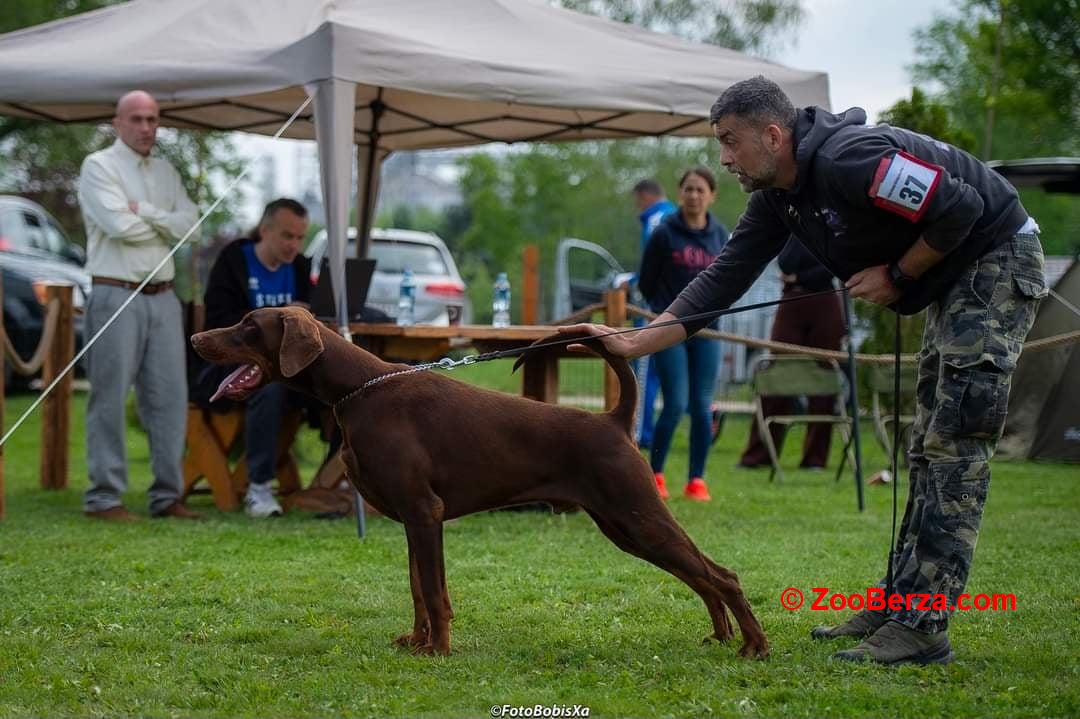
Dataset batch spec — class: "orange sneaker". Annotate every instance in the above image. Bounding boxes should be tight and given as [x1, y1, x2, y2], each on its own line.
[654, 472, 670, 500]
[684, 477, 711, 501]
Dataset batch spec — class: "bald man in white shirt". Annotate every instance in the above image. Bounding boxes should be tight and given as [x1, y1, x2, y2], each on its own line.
[78, 90, 202, 521]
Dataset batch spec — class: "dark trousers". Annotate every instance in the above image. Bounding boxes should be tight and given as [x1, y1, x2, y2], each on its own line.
[739, 288, 845, 468]
[245, 382, 303, 486]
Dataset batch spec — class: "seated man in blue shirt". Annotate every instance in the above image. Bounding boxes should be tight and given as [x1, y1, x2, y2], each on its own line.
[197, 198, 313, 517]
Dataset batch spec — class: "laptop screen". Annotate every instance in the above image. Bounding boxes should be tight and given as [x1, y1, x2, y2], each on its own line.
[310, 258, 376, 320]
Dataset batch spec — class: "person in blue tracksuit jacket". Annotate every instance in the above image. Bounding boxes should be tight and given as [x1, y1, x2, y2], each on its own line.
[631, 179, 676, 449]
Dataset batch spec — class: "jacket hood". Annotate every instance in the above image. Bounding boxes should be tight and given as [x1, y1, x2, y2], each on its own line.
[665, 208, 720, 238]
[792, 106, 867, 193]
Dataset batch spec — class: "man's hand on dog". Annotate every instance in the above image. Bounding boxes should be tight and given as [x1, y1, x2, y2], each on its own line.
[559, 314, 687, 360]
[559, 323, 638, 358]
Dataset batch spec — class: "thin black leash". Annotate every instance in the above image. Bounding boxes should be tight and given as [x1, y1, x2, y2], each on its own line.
[481, 287, 844, 362]
[885, 312, 902, 600]
[340, 287, 848, 404]
[465, 287, 846, 364]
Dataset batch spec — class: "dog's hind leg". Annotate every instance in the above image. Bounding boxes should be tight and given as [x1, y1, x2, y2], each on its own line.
[403, 519, 452, 656]
[584, 507, 732, 643]
[584, 501, 767, 658]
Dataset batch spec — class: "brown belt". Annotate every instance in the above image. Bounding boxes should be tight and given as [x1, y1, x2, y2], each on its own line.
[92, 276, 175, 295]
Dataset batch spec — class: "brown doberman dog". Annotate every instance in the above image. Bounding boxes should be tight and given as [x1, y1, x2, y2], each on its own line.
[191, 307, 768, 658]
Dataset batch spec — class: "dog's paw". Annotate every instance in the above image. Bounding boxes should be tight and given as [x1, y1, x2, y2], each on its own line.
[393, 631, 428, 648]
[410, 642, 451, 657]
[737, 638, 770, 660]
[702, 629, 733, 645]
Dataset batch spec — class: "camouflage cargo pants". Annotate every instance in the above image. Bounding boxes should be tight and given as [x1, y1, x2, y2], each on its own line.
[888, 231, 1047, 633]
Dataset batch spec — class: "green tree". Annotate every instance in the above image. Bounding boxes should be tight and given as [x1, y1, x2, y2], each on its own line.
[911, 0, 1080, 159]
[878, 88, 977, 153]
[453, 138, 753, 321]
[909, 0, 1080, 255]
[558, 0, 804, 54]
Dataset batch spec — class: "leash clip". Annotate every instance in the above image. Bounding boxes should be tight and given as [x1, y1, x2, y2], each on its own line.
[435, 355, 477, 371]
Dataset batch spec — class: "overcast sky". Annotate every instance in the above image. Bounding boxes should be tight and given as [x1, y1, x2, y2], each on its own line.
[775, 0, 946, 120]
[236, 0, 949, 218]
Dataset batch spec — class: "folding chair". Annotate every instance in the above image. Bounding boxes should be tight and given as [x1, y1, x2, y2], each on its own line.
[869, 363, 917, 466]
[750, 353, 859, 483]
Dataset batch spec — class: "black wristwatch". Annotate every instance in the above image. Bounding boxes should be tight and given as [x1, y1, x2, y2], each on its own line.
[887, 262, 917, 294]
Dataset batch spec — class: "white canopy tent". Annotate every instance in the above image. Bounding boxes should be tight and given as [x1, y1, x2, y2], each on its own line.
[0, 0, 829, 332]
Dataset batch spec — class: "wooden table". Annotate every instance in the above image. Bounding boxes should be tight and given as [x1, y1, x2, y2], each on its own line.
[348, 323, 564, 403]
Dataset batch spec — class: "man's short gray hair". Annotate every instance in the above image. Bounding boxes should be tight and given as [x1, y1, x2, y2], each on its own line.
[709, 76, 797, 132]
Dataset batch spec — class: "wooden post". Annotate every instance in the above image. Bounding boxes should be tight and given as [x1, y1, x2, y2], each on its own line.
[40, 283, 74, 491]
[1, 272, 6, 519]
[522, 244, 540, 325]
[603, 287, 627, 411]
[522, 357, 559, 404]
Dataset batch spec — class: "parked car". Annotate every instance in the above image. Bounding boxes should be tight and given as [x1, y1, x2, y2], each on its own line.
[306, 227, 472, 325]
[1, 195, 91, 389]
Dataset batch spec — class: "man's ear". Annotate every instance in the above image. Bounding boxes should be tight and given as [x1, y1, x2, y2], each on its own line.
[279, 310, 325, 377]
[762, 123, 786, 152]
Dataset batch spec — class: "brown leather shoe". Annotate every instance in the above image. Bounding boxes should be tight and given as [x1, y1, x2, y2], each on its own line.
[151, 502, 203, 520]
[85, 506, 140, 522]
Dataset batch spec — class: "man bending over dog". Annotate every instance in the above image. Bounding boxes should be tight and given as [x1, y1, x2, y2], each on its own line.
[566, 76, 1046, 665]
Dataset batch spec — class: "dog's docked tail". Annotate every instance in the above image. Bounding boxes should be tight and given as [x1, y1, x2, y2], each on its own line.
[512, 330, 637, 436]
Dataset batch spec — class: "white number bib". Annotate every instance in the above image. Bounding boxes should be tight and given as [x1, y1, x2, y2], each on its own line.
[868, 151, 942, 221]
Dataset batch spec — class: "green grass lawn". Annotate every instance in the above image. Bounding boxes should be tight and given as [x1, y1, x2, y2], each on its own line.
[1, 383, 1078, 718]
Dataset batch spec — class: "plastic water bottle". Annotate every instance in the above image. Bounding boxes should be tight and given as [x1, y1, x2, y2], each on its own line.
[397, 269, 416, 326]
[492, 272, 511, 327]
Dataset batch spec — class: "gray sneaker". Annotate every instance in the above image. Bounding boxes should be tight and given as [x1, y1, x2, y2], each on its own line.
[833, 620, 954, 665]
[244, 483, 283, 518]
[811, 610, 888, 640]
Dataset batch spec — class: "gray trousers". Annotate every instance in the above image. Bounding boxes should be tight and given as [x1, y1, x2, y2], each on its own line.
[83, 284, 187, 513]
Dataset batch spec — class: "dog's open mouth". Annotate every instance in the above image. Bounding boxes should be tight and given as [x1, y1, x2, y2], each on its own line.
[210, 363, 265, 402]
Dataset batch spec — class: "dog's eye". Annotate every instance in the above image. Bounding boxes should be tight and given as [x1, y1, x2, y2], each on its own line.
[241, 323, 259, 342]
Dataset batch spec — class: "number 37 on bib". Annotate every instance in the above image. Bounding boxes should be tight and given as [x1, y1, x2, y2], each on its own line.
[868, 151, 943, 222]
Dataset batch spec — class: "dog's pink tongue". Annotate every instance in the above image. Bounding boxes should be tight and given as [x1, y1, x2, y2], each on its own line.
[210, 364, 258, 403]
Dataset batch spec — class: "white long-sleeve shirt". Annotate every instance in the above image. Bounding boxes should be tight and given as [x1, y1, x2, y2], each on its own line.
[78, 139, 199, 283]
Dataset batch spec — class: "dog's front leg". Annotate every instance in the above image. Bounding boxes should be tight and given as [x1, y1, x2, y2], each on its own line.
[394, 545, 430, 649]
[404, 520, 452, 656]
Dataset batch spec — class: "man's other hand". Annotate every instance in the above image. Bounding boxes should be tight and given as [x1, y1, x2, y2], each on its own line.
[845, 265, 901, 306]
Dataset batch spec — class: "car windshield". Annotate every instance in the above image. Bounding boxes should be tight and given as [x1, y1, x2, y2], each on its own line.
[0, 209, 72, 256]
[371, 241, 448, 275]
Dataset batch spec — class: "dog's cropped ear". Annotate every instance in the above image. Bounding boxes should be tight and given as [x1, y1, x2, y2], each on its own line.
[280, 310, 325, 377]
